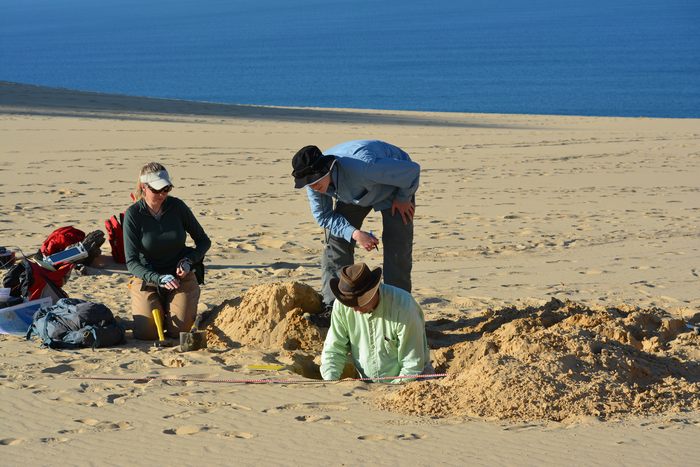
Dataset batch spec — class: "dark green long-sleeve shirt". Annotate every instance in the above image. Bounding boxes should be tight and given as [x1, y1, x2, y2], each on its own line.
[123, 196, 210, 285]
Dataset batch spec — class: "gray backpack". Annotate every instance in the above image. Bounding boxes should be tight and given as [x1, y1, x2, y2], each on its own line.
[27, 298, 126, 350]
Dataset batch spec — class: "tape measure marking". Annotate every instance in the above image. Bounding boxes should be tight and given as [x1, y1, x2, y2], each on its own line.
[71, 373, 459, 384]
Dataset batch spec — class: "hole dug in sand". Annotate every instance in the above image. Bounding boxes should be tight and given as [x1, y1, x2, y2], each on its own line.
[204, 282, 699, 422]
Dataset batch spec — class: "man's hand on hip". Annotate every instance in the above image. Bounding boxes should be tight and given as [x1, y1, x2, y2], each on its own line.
[391, 198, 415, 224]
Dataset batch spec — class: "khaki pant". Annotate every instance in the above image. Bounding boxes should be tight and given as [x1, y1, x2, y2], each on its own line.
[130, 272, 200, 340]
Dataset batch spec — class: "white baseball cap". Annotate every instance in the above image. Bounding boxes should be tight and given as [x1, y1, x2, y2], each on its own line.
[140, 170, 173, 190]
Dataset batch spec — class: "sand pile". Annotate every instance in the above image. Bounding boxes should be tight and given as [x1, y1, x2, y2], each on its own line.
[378, 298, 700, 421]
[204, 282, 327, 378]
[206, 281, 324, 352]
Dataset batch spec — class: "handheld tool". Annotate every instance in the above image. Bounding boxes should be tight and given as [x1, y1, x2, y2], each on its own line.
[190, 314, 202, 333]
[180, 314, 207, 352]
[152, 308, 173, 347]
[369, 231, 380, 252]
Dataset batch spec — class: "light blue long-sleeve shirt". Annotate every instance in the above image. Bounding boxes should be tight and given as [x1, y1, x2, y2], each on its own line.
[321, 284, 431, 384]
[307, 140, 420, 242]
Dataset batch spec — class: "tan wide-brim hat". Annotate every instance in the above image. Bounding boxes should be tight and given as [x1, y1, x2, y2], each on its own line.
[329, 263, 382, 307]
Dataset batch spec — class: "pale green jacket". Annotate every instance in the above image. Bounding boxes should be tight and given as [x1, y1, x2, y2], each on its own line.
[321, 284, 430, 383]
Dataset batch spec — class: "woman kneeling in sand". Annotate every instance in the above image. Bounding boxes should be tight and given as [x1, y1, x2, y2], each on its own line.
[123, 162, 211, 340]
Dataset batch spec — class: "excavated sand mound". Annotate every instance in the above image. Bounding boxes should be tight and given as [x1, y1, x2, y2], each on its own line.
[378, 298, 700, 421]
[206, 281, 325, 353]
[204, 282, 698, 421]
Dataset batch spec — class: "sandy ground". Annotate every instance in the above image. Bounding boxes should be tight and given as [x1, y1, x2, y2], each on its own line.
[1, 81, 699, 466]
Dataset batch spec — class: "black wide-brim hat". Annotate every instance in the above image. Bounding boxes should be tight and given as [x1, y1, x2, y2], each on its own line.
[292, 145, 336, 190]
[330, 263, 382, 308]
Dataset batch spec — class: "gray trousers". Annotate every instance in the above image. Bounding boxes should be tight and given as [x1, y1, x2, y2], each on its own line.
[321, 200, 413, 306]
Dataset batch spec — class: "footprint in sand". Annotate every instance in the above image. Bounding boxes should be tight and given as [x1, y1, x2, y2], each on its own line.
[160, 396, 251, 411]
[163, 408, 218, 419]
[217, 431, 254, 439]
[79, 382, 114, 393]
[52, 188, 83, 197]
[296, 415, 331, 422]
[295, 415, 351, 425]
[19, 383, 48, 390]
[121, 362, 151, 372]
[263, 402, 350, 414]
[501, 424, 542, 431]
[358, 433, 427, 441]
[0, 437, 70, 446]
[197, 388, 237, 395]
[32, 389, 66, 395]
[163, 425, 217, 435]
[73, 419, 133, 431]
[41, 362, 100, 374]
[57, 428, 86, 434]
[106, 393, 140, 405]
[51, 396, 104, 407]
[0, 438, 32, 446]
[43, 437, 71, 443]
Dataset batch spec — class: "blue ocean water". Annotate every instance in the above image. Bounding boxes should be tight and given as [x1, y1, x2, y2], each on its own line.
[1, 0, 698, 118]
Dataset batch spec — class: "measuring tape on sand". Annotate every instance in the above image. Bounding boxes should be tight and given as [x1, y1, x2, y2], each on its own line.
[71, 373, 459, 384]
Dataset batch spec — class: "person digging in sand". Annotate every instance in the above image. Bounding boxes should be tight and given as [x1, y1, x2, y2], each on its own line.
[320, 262, 434, 383]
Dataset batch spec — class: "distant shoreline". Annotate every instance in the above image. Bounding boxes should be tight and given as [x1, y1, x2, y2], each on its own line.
[2, 81, 695, 121]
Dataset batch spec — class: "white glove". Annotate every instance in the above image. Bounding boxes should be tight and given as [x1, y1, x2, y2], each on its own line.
[178, 259, 191, 274]
[159, 274, 176, 285]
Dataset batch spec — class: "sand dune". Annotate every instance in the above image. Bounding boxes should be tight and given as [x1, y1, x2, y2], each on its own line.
[1, 82, 698, 466]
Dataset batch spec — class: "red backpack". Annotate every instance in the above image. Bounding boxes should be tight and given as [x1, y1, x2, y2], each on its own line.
[105, 213, 126, 263]
[40, 226, 85, 257]
[105, 193, 135, 264]
[2, 258, 74, 302]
